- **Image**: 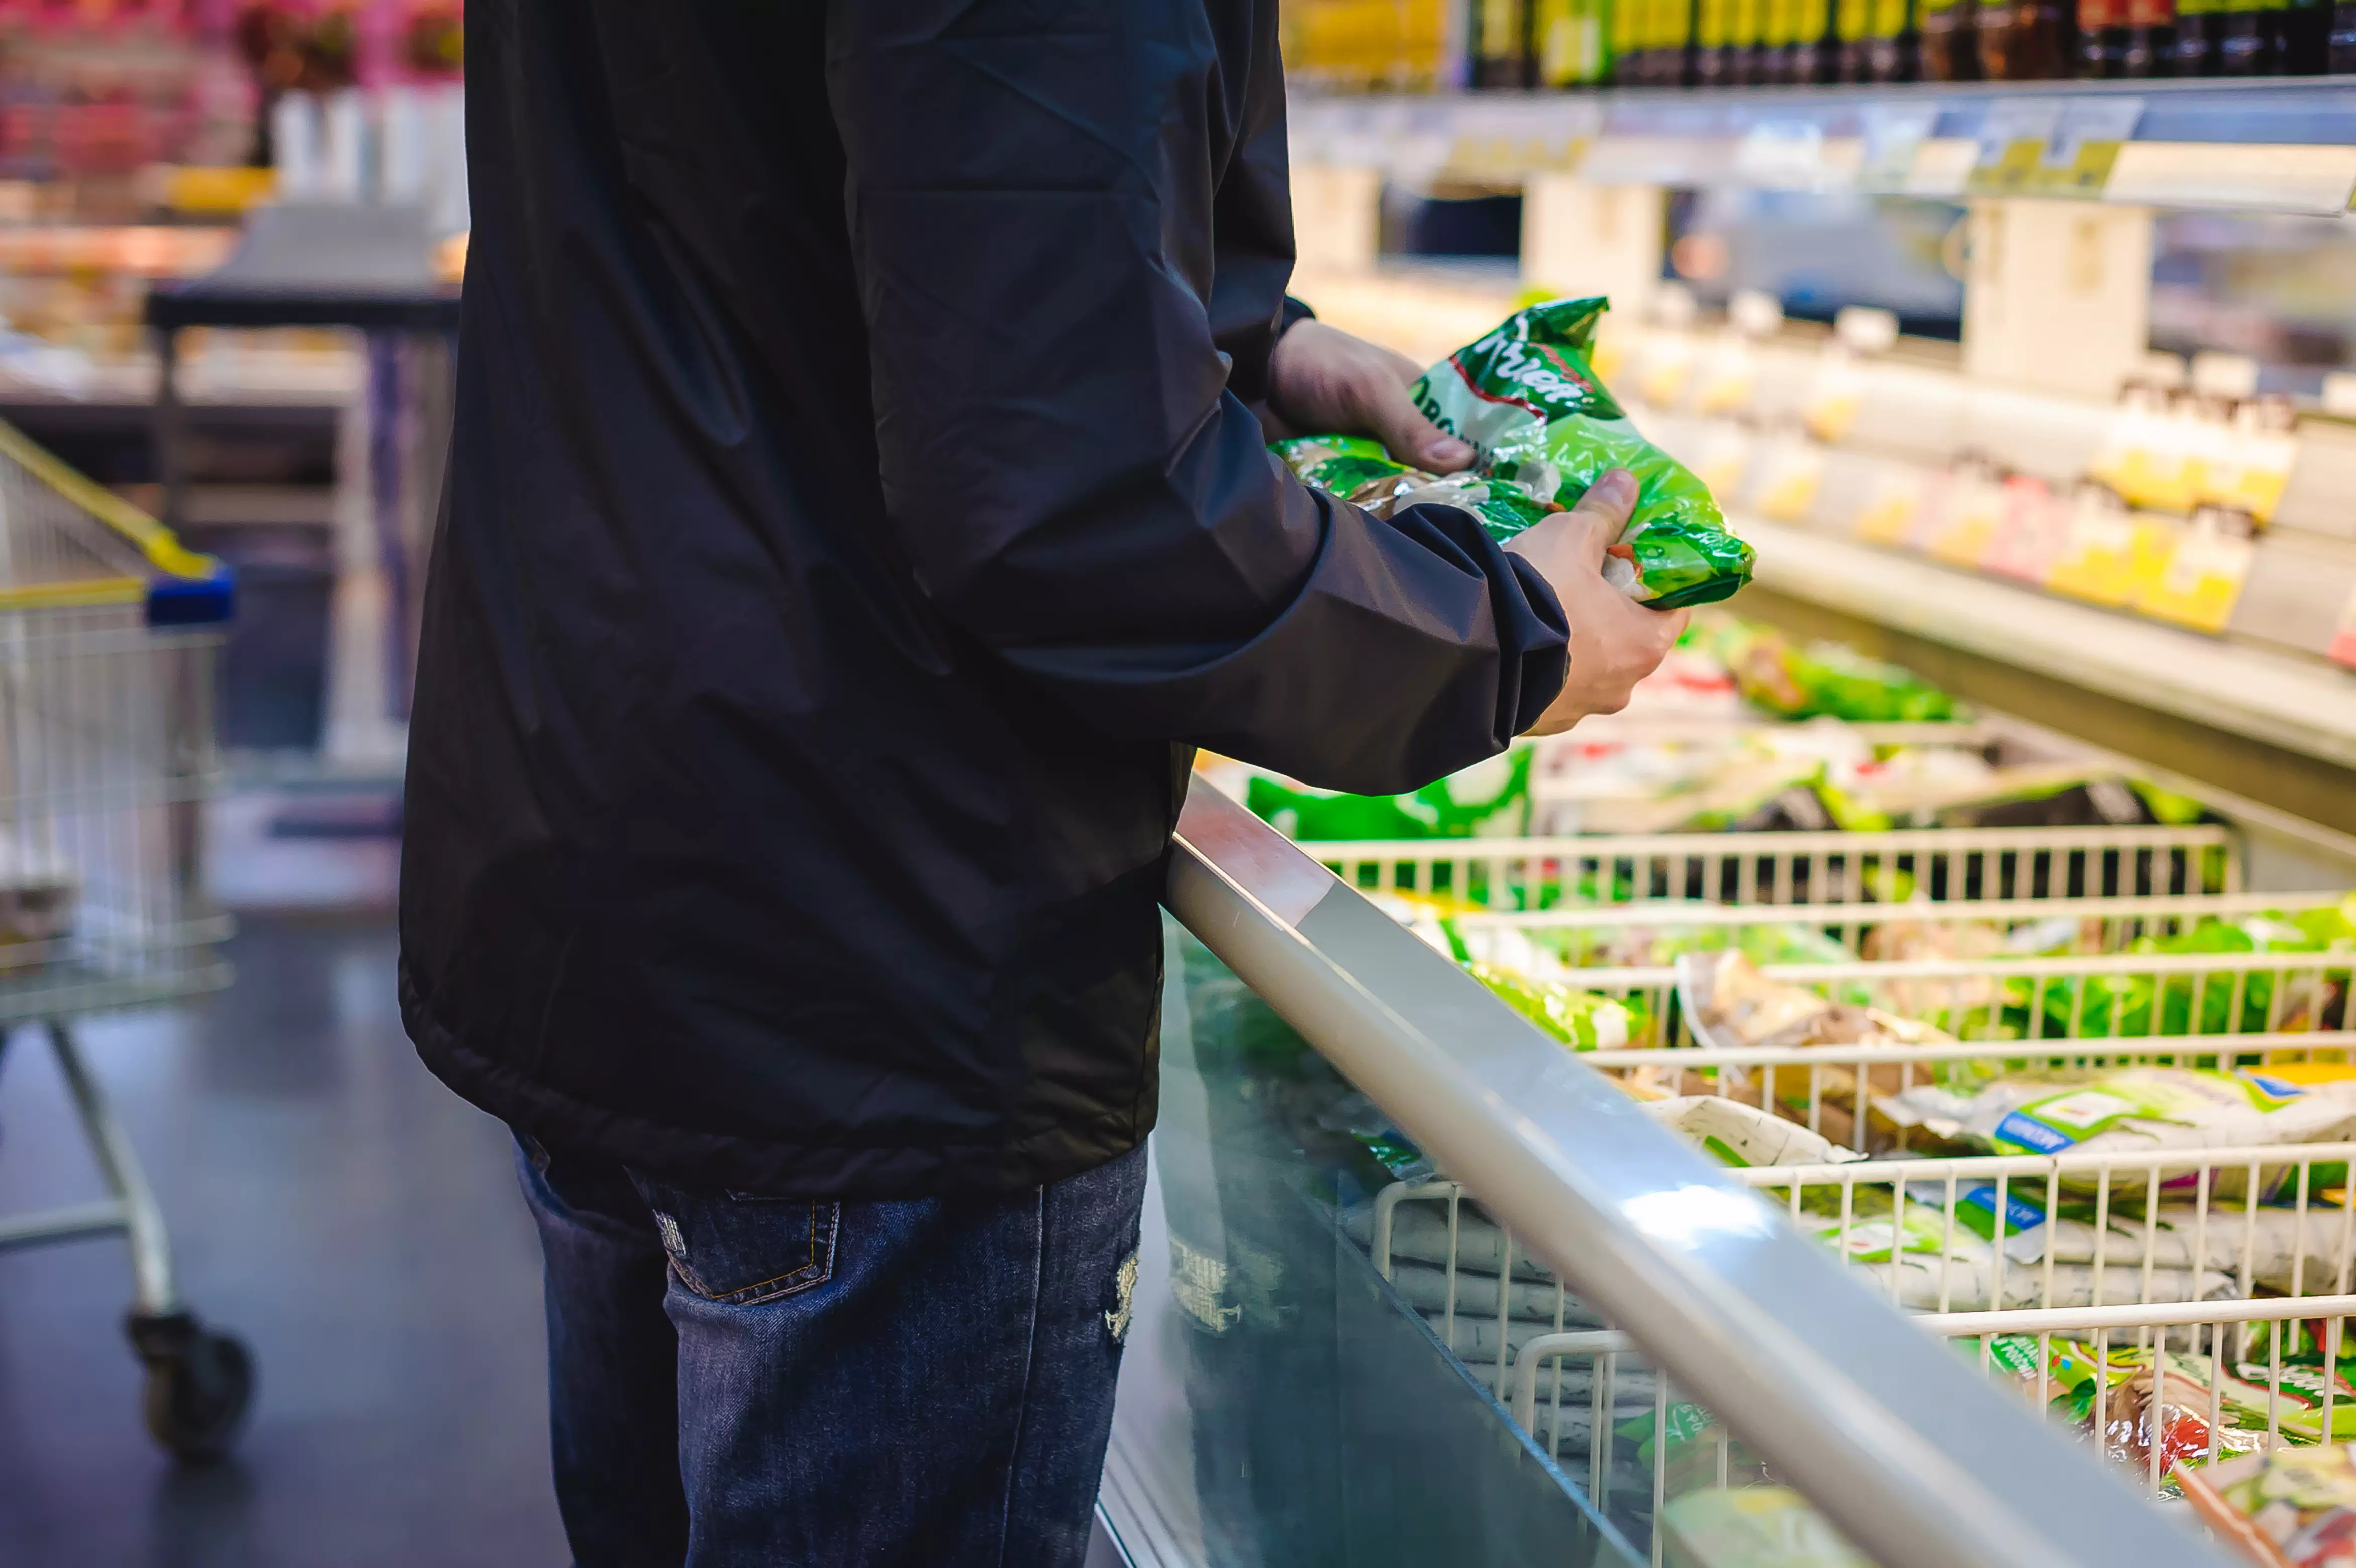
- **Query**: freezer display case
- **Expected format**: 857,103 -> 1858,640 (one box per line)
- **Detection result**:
1102,778 -> 2267,1568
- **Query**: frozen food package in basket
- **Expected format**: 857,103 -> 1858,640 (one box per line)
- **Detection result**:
2178,1441 -> 2356,1567
1899,1067 -> 2356,1188
1659,1486 -> 1875,1568
1642,1095 -> 1858,1168
1466,962 -> 1649,1049
1244,744 -> 1535,841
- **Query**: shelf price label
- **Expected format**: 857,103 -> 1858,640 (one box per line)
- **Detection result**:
1858,103 -> 1941,195
1966,99 -> 2066,197
2035,98 -> 2145,198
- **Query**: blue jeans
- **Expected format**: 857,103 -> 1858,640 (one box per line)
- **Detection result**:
514,1134 -> 1147,1567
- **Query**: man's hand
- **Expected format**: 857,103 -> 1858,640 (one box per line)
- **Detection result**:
1504,470 -> 1689,736
1267,319 -> 1475,474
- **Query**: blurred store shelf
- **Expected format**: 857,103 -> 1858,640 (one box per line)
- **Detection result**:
1292,78 -> 2356,212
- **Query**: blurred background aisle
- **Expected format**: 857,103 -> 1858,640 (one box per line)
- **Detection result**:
0,914 -> 563,1567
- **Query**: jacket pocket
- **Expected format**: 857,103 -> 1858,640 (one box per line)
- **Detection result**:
632,1178 -> 839,1306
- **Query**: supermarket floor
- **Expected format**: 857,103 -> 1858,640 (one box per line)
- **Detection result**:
0,914 -> 569,1566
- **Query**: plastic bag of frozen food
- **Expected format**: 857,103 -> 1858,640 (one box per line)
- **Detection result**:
1275,298 -> 1755,609
1705,618 -> 1958,723
2181,1444 -> 2356,1567
1658,1487 -> 1875,1568
1906,1067 -> 2356,1180
1269,435 -> 1555,539
1467,961 -> 1649,1050
1642,1094 -> 1859,1168
1244,743 -> 1535,841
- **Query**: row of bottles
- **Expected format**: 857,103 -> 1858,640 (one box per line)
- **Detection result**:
1468,0 -> 2356,83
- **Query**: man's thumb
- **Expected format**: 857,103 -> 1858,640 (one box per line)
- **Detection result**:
1369,397 -> 1475,475
1565,469 -> 1638,569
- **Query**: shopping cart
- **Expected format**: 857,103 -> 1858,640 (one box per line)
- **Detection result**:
0,420 -> 245,1460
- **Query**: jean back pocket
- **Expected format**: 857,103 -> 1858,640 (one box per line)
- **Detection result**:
632,1178 -> 839,1306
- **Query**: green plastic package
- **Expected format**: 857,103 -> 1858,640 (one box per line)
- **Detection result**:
1709,619 -> 1957,722
1244,744 -> 1533,842
1269,434 -> 1554,540
1465,961 -> 1650,1049
1274,299 -> 1754,609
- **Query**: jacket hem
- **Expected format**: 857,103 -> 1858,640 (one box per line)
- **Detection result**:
399,965 -> 1154,1200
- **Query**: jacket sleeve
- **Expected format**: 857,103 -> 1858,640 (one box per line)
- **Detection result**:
824,1 -> 1568,796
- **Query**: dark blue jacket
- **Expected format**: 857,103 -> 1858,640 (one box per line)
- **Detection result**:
398,0 -> 1569,1195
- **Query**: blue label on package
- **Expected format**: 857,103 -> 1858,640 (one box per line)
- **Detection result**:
1961,1184 -> 2047,1234
1993,1111 -> 2073,1155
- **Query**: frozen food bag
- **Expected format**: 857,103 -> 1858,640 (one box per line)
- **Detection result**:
1243,743 -> 1535,842
1269,435 -> 1553,538
1274,297 -> 1754,609
1466,962 -> 1649,1050
1659,1486 -> 1875,1568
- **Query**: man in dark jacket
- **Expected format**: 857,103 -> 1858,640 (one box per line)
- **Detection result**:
401,1 -> 1683,1562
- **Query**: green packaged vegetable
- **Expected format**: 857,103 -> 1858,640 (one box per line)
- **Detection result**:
1466,961 -> 1648,1049
1245,744 -> 1534,842
1276,298 -> 1755,609
1270,435 -> 1555,540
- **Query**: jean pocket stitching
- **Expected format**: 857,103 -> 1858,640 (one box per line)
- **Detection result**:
674,1200 -> 838,1306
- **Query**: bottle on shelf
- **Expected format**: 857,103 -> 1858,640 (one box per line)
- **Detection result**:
1732,0 -> 1769,80
1919,0 -> 1986,75
1980,0 -> 2071,76
1761,0 -> 1799,79
2332,0 -> 2356,69
2119,0 -> 2175,71
1867,0 -> 1921,74
2174,0 -> 2221,65
1796,0 -> 1842,76
1696,0 -> 1741,80
1836,0 -> 1873,73
2270,0 -> 2329,71
2076,0 -> 2123,70
1663,0 -> 1702,82
1538,0 -> 1613,82
2214,0 -> 2270,72
1473,0 -> 1538,84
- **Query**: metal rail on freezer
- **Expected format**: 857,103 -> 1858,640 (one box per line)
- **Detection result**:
1162,778 -> 2228,1568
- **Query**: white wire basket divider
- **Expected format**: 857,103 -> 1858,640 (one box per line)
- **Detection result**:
1312,823 -> 2241,912
1450,886 -> 2348,961
0,419 -> 248,1461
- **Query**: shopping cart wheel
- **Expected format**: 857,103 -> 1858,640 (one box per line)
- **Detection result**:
127,1309 -> 254,1462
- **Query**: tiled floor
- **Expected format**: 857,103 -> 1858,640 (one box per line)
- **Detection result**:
0,917 -> 567,1567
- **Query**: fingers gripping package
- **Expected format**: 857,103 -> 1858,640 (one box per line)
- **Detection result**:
1272,297 -> 1755,610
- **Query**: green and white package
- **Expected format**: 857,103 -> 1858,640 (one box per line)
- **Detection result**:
1957,1067 -> 2356,1169
1244,744 -> 1534,842
1269,434 -> 1553,539
1273,299 -> 1754,609
1465,962 -> 1648,1050
1408,296 -> 1754,609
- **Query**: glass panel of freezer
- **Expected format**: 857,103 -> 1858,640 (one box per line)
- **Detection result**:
1099,779 -> 2247,1568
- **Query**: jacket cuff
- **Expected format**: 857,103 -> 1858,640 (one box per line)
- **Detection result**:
1278,295 -> 1316,337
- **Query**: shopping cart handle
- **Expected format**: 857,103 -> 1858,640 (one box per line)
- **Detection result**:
145,564 -> 235,628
